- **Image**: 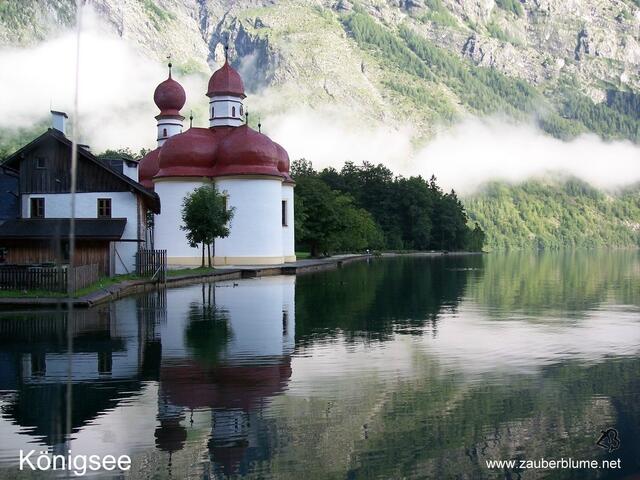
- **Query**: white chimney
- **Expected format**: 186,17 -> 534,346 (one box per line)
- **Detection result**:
51,110 -> 68,136
122,159 -> 139,182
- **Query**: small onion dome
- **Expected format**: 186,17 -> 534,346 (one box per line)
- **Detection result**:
154,76 -> 186,116
139,148 -> 160,189
156,128 -> 217,179
274,142 -> 294,183
207,60 -> 246,98
212,125 -> 282,178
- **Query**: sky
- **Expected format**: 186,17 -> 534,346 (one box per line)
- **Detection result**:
0,7 -> 638,193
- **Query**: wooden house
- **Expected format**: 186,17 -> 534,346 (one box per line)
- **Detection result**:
0,112 -> 160,276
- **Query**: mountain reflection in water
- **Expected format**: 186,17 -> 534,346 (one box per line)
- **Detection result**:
0,251 -> 638,479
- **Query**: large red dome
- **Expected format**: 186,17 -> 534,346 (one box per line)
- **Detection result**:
156,128 -> 217,179
274,142 -> 293,183
207,60 -> 246,98
154,76 -> 186,116
139,148 -> 160,189
212,125 -> 282,178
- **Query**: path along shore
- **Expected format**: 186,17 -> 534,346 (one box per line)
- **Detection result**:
0,252 -> 479,309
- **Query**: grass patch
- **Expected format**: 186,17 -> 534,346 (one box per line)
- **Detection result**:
0,289 -> 66,298
495,0 -> 523,17
167,267 -> 217,277
0,273 -> 142,299
142,0 -> 175,30
419,0 -> 458,28
486,21 -> 521,45
295,251 -> 312,259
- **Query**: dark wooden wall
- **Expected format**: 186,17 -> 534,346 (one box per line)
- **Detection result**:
1,240 -> 111,275
0,170 -> 18,220
19,137 -> 129,194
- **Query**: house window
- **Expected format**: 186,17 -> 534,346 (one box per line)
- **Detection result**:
31,353 -> 46,376
0,247 -> 7,263
232,106 -> 236,117
60,240 -> 70,261
98,352 -> 112,374
97,198 -> 112,218
30,197 -> 45,218
281,200 -> 287,226
35,157 -> 46,169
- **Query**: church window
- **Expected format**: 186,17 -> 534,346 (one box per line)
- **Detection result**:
240,105 -> 244,116
211,106 -> 214,118
163,128 -> 167,137
282,200 -> 288,226
222,195 -> 228,212
232,106 -> 236,117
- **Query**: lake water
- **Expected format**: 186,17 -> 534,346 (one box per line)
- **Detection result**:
0,251 -> 638,479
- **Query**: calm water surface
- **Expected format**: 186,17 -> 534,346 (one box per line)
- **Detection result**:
0,251 -> 639,479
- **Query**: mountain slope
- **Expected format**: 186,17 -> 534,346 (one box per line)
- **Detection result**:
1,0 -> 639,142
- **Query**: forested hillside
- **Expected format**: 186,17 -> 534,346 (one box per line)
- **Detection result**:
292,160 -> 485,254
465,180 -> 640,250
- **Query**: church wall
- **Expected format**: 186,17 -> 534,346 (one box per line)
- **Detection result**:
281,184 -> 296,262
209,95 -> 244,128
154,179 -> 208,265
214,177 -> 284,265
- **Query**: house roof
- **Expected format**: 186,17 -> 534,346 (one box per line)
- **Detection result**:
0,218 -> 127,240
1,129 -> 160,213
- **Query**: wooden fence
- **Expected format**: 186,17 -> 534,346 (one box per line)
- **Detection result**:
67,263 -> 100,292
0,264 -> 99,293
136,249 -> 167,283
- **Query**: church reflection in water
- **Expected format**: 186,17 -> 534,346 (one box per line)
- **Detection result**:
0,276 -> 296,476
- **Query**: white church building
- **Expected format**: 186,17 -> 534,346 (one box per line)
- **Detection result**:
139,59 -> 295,266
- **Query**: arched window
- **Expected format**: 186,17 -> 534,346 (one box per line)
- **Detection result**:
211,106 -> 214,118
232,106 -> 236,117
163,128 -> 167,137
240,105 -> 244,116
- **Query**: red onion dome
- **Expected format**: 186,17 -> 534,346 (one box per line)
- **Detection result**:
154,76 -> 186,116
139,148 -> 160,189
207,60 -> 246,98
274,142 -> 293,183
212,125 -> 282,178
156,128 -> 217,179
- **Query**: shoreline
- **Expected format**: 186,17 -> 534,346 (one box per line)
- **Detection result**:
0,251 -> 482,309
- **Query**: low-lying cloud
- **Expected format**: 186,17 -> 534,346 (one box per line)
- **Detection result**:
265,108 -> 640,193
1,8 -> 639,193
0,7 -> 207,152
